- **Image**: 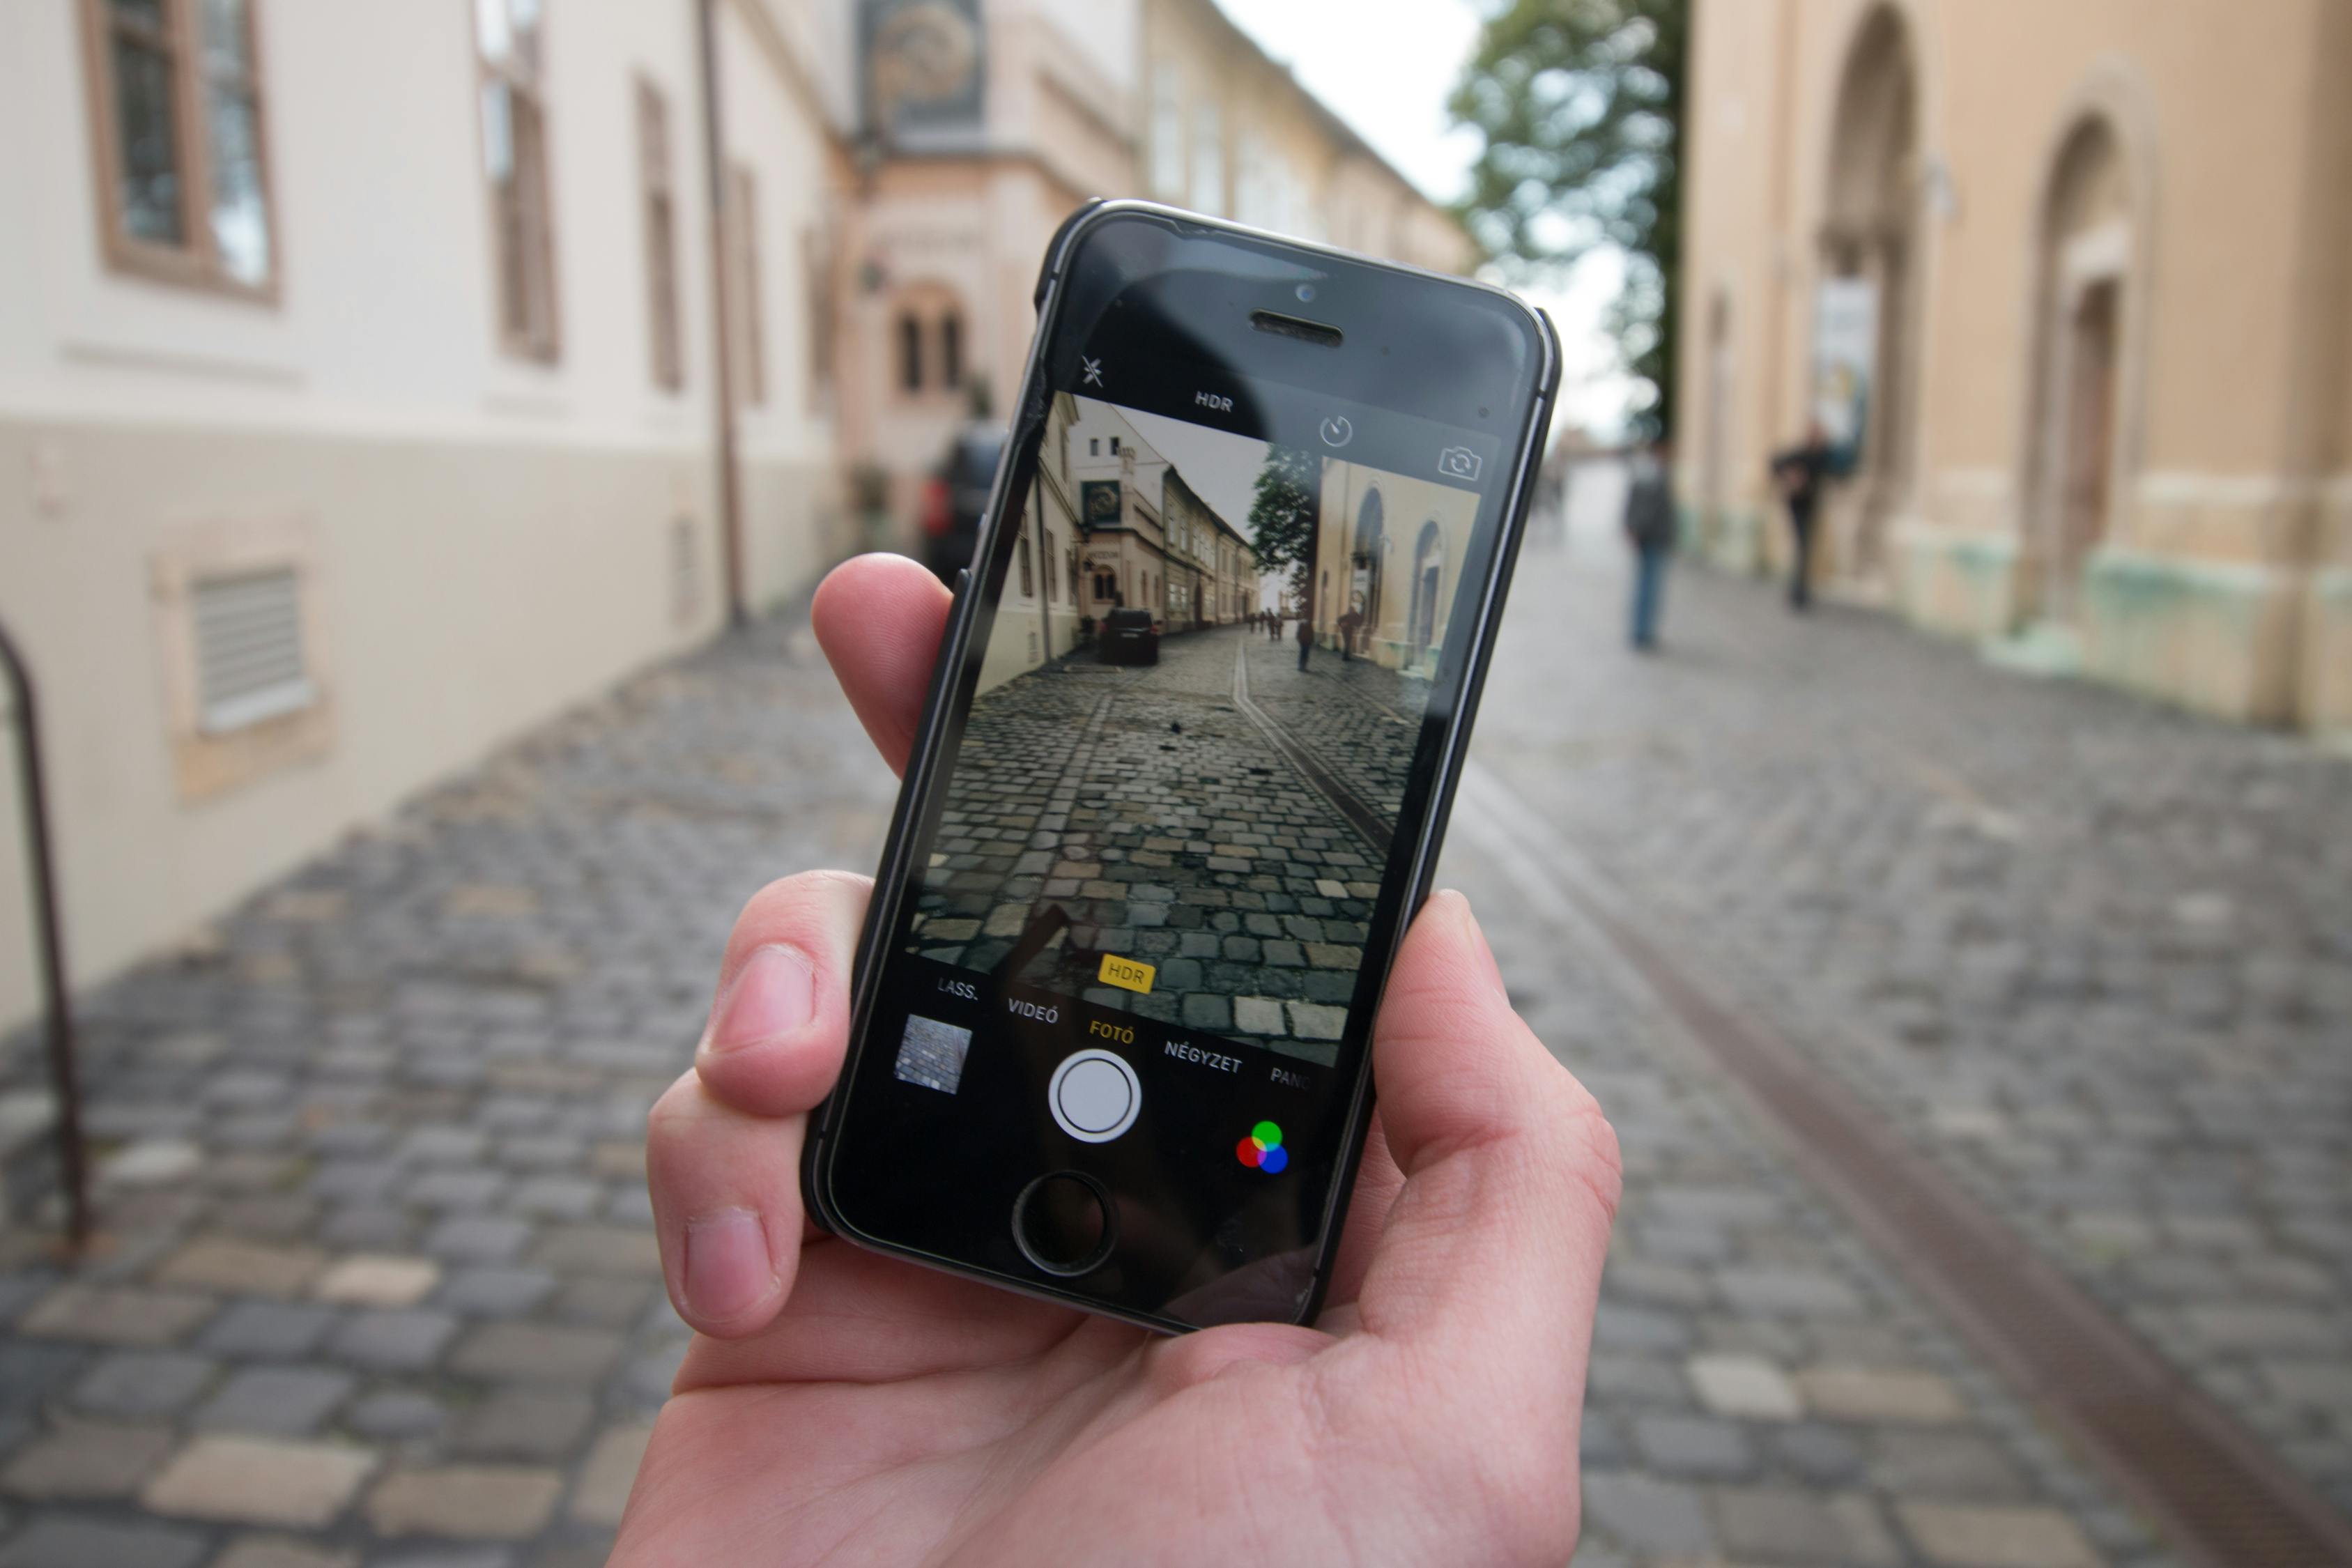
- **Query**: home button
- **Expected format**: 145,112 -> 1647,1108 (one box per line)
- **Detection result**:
1012,1171 -> 1116,1277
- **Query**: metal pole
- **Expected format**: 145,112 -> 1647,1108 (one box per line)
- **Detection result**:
0,620 -> 91,1248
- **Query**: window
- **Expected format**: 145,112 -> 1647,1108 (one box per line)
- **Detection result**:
939,310 -> 962,390
1109,436 -> 1121,455
476,0 -> 558,359
1190,100 -> 1225,217
898,313 -> 923,392
637,78 -> 684,390
1093,570 -> 1117,601
1150,63 -> 1185,199
726,163 -> 767,406
80,0 -> 277,293
1017,537 -> 1035,598
1088,437 -> 1100,456
1044,530 -> 1056,601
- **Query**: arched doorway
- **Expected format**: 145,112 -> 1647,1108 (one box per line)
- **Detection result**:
1351,489 -> 1385,656
1816,5 -> 1919,587
1408,520 -> 1443,660
2023,118 -> 2132,624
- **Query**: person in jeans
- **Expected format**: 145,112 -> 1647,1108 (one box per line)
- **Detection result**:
1623,438 -> 1676,650
1771,421 -> 1834,611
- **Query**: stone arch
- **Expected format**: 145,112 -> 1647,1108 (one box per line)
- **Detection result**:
1408,518 -> 1445,660
1351,486 -> 1386,650
2011,59 -> 2161,625
1813,1 -> 1926,585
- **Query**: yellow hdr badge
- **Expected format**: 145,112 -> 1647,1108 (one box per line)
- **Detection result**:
1097,954 -> 1155,994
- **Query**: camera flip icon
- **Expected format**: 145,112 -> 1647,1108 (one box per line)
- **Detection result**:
1436,445 -> 1482,482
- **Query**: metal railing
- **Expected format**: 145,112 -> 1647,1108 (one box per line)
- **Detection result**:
0,619 -> 91,1247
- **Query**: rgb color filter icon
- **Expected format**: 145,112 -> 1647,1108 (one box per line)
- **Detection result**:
1236,1121 -> 1289,1174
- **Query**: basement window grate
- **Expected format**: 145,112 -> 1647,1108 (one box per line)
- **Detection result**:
192,567 -> 314,734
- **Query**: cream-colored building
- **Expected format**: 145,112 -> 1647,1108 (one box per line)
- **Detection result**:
0,0 -> 849,1029
841,0 -> 1475,531
1677,0 -> 2352,735
1311,462 -> 1480,675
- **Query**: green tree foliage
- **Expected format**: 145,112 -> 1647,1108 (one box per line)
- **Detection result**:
1451,0 -> 1686,437
1246,446 -> 1321,600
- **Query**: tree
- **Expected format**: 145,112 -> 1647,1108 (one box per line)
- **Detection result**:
1451,0 -> 1686,438
1246,445 -> 1321,604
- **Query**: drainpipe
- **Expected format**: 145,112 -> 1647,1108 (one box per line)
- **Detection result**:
698,0 -> 748,628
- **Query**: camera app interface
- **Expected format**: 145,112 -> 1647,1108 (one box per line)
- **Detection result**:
837,376 -> 1502,1326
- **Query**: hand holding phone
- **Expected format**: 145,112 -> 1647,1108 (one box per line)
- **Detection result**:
614,555 -> 1623,1562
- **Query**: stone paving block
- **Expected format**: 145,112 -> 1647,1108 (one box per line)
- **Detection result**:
192,1366 -> 355,1436
323,1309 -> 456,1373
434,1267 -> 557,1321
1685,1351 -> 1804,1420
527,1226 -> 660,1278
450,1388 -> 594,1461
312,1255 -> 441,1309
211,1537 -> 360,1568
1895,1501 -> 2100,1568
198,1301 -> 338,1362
342,1390 -> 446,1441
17,1286 -> 214,1348
1796,1365 -> 1967,1425
142,1435 -> 375,1528
0,1514 -> 208,1568
97,1141 -> 203,1188
1581,1473 -> 1713,1556
1866,1430 -> 2033,1502
0,1422 -> 177,1498
1630,1414 -> 1755,1479
1716,1263 -> 1865,1316
364,1465 -> 563,1539
446,1323 -> 622,1385
151,1237 -> 327,1298
68,1351 -> 217,1418
549,1277 -> 652,1330
421,1217 -> 535,1266
1713,1484 -> 1890,1565
567,1422 -> 652,1528
1771,1423 -> 1868,1484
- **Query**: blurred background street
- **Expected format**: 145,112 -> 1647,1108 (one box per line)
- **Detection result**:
3,0 -> 2351,1563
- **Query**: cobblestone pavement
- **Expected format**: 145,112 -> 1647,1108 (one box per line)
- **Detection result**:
0,542 -> 2333,1565
908,624 -> 1409,1062
1465,544 -> 2352,1537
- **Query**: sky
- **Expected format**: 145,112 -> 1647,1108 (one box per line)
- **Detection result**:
1212,0 -> 1639,438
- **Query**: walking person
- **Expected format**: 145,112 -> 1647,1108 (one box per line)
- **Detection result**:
1338,605 -> 1361,663
1295,612 -> 1313,671
1623,437 -> 1676,650
1770,421 -> 1834,611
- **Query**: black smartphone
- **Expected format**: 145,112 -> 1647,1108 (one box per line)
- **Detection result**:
804,201 -> 1558,1332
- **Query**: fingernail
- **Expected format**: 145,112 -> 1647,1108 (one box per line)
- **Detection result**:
684,1208 -> 775,1322
705,945 -> 815,1054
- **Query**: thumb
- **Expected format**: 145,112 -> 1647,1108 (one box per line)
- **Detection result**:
1351,891 -> 1621,1348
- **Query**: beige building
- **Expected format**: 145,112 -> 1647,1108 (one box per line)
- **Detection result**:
0,0 -> 849,1030
840,0 -> 1475,530
1678,0 -> 2352,735
1311,462 -> 1481,675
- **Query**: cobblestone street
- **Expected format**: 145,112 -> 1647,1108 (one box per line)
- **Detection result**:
908,623 -> 1416,1062
0,543 -> 2343,1565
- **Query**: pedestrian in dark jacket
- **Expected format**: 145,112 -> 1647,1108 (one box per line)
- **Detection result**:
1295,613 -> 1313,671
1770,421 -> 1834,611
1624,439 -> 1676,650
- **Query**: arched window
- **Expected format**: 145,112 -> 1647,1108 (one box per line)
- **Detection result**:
1409,520 -> 1444,656
897,313 -> 923,393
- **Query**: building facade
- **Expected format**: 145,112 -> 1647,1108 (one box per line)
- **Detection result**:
1311,462 -> 1481,675
0,0 -> 848,1028
1678,0 -> 2352,735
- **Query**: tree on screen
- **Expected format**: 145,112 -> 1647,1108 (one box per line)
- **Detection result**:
1247,446 -> 1320,601
1452,0 -> 1686,438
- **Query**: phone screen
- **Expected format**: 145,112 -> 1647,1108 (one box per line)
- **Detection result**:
820,213 -> 1545,1328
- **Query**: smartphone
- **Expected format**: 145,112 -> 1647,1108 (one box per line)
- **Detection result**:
804,201 -> 1558,1332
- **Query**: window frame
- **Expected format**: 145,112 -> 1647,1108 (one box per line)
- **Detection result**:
78,0 -> 282,301
473,0 -> 562,363
636,74 -> 684,392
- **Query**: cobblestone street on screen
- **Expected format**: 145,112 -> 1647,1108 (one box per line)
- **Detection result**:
905,624 -> 1431,1063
